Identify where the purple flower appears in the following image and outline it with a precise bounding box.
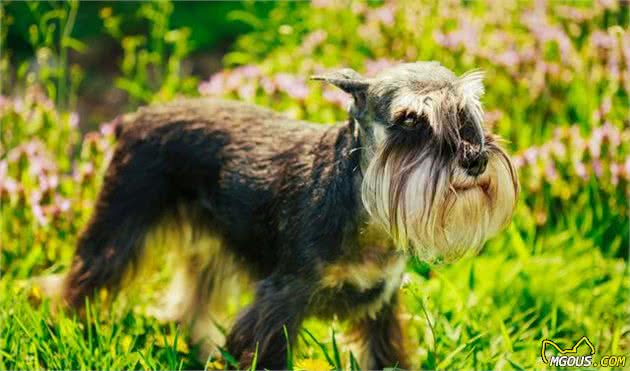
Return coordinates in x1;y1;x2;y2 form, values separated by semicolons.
610;163;620;185
13;98;24;113
522;6;575;65
322;86;351;108
371;5;395;26
496;50;521;67
301;30;328;52
32;203;47;226
549;140;566;157
100;117;121;136
523;148;538;164
544;163;557;180
590;30;615;50
237;83;256;101
0;160;6;179
237;65;261;79
38;173;59;191
575;161;588;180
311;0;336;9
365;59;398;76
0;177;19;196
69;112;80;128
592;159;603;177
598;0;616;9
260;77;276;95
433;16;480;51
274;74;309;100
588;130;602;158
484;110;503;128
226;73;244;91
199;72;227;96
58;197;71;213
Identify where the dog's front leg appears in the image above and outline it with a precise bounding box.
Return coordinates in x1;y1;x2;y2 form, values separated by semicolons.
225;275;311;369
351;295;408;370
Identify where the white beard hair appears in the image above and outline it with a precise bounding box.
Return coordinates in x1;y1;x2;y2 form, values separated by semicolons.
361;146;517;263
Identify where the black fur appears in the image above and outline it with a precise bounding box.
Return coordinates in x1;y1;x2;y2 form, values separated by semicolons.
63;98;406;369
351;296;408;370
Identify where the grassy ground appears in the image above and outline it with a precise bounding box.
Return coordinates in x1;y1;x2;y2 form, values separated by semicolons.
1;1;629;370
1;223;628;370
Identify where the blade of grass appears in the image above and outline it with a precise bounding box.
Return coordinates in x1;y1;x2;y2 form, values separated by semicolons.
284;325;293;370
302;328;336;367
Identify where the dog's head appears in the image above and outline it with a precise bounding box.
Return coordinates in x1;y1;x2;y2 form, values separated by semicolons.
313;62;519;263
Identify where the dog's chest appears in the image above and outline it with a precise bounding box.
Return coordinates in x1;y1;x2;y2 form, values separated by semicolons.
311;223;406;320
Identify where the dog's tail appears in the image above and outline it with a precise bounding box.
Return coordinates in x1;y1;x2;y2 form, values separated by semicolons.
63;135;170;309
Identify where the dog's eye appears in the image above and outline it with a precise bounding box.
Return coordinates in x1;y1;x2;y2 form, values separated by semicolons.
402;117;416;127
395;112;418;128
395;113;429;131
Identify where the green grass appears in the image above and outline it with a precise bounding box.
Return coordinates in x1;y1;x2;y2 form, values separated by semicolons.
1;226;627;370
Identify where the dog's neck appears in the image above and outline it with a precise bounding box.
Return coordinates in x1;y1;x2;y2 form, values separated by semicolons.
351;116;379;175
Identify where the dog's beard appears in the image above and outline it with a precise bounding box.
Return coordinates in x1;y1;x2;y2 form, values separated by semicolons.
361;140;518;263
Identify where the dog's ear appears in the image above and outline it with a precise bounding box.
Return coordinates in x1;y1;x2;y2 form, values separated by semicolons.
311;68;371;115
457;70;485;105
311;68;369;94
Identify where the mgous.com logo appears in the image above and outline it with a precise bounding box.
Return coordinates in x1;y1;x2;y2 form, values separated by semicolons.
541;336;627;368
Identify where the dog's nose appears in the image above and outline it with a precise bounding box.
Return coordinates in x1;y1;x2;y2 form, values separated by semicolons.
464;151;488;177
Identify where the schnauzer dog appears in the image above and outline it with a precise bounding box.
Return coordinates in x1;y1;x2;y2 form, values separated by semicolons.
60;62;518;369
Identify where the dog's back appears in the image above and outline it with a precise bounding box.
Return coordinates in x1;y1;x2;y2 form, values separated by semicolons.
63;98;361;307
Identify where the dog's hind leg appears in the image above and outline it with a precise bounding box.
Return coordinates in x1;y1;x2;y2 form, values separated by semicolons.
187;258;241;364
63;143;170;309
147;227;242;363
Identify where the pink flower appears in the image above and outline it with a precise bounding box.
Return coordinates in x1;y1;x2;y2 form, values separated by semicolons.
544;163;557;180
69;112;80;128
237;83;256;101
322;86;351;108
237;65;261;79
575;161;588;180
0;177;19;195
311;0;335;9
549;140;566;157
371;5;395;26
274;74;309;100
610;163;620;185
0;160;6;179
588;130;602;158
523;148;538;164
199;72;227;96
592;159;603;177
365;59;398;76
301;30;328;52
260;77;276;95
496;50;521;67
32;203;47;226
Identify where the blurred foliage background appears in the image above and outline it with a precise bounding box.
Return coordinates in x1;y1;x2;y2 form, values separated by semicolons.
0;0;628;370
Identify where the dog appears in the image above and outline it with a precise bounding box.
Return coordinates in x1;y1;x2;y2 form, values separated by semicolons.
59;62;518;369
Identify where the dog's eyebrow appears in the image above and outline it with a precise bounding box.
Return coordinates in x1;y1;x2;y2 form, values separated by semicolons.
392;108;417;122
391;108;417;123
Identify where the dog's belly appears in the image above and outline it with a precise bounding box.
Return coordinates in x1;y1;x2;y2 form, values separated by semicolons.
310;246;406;320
